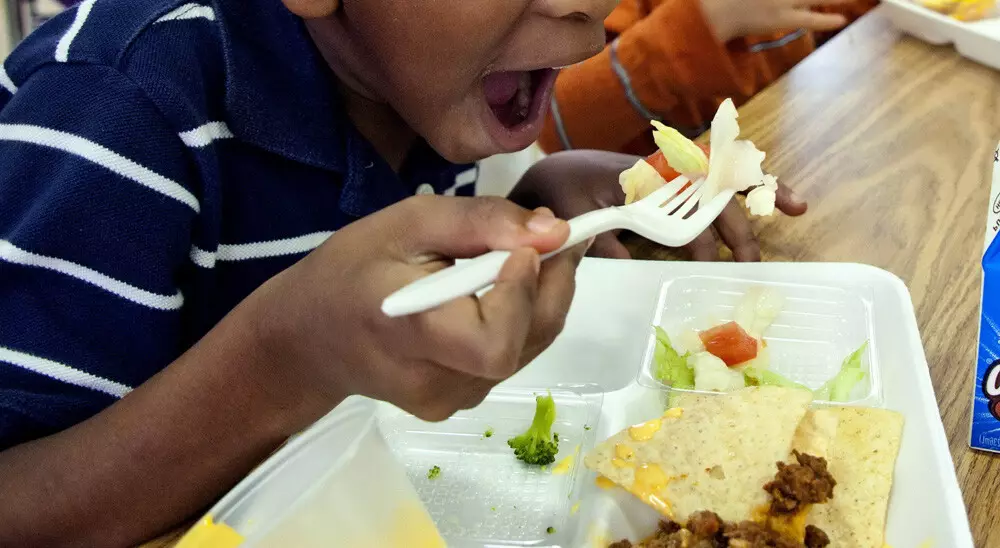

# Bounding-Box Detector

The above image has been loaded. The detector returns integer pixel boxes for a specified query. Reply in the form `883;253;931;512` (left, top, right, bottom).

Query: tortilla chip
807;407;904;548
584;387;813;523
762;409;842;542
791;408;840;459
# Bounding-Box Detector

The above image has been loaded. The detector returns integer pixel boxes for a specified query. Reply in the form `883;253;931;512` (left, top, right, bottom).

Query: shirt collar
214;0;345;172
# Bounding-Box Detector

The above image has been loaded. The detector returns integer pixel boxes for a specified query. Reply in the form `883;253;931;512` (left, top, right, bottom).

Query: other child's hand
699;0;851;42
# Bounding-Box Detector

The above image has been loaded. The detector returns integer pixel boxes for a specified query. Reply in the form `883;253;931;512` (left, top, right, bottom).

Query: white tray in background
882;0;1000;70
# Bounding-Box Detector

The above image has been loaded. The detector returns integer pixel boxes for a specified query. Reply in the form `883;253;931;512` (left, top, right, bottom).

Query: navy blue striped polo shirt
0;0;479;449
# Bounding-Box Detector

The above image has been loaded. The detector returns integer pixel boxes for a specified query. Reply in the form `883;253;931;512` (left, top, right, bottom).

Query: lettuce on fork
619;98;777;216
650;120;709;177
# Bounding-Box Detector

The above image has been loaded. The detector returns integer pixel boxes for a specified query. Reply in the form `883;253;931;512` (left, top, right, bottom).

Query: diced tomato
645;150;681;182
645;144;710;194
699;322;758;367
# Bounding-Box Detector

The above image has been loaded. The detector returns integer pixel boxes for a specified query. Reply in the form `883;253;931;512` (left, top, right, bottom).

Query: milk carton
971;143;1000;452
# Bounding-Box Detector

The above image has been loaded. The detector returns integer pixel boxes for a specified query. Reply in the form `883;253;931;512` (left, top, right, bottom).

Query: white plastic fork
381;176;736;317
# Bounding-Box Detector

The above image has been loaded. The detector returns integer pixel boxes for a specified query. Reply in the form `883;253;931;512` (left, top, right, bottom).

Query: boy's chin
427;126;539;165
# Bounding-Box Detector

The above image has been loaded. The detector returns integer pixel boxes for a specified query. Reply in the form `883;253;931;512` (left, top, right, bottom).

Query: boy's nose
532;0;618;22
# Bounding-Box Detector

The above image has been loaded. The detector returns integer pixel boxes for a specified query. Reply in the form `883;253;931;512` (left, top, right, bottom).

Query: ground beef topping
608;452;836;548
763;451;836;514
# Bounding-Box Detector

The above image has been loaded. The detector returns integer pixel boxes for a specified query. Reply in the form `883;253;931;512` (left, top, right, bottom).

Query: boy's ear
282;0;339;18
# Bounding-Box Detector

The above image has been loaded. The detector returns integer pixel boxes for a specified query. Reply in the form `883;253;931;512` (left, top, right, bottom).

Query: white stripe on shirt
0;345;132;398
55;0;97;63
155;3;216;23
444;165;478;196
0;65;16;95
0;239;184;311
190;231;334;268
179;122;233;148
0;124;200;212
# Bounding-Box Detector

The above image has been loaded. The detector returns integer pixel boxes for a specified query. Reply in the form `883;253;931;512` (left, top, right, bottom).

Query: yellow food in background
919;0;996;21
175;516;244;548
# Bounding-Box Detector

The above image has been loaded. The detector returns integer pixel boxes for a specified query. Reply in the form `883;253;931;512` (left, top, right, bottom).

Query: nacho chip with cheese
583;386;813;523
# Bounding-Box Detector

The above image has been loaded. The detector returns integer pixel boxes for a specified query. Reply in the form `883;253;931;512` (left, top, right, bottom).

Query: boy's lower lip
480;68;558;152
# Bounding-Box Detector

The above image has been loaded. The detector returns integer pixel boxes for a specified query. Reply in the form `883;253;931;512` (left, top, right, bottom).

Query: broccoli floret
484;427;494;438
427;465;441;480
507;392;559;465
546;526;556;534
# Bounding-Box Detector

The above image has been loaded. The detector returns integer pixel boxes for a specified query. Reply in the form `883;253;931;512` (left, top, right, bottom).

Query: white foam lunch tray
191;259;971;548
883;0;1000;70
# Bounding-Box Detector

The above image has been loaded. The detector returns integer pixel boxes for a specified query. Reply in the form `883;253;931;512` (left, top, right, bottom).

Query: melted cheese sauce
614;443;635;460
663;407;684;419
595;475;617;490
627;418;662;441
630;463;673;516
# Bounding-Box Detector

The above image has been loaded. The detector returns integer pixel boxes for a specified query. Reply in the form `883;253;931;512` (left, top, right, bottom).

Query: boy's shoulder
2;0;325;139
4;0;239;132
6;0;223;77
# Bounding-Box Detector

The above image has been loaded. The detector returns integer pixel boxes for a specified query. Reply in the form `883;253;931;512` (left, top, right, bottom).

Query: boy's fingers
686;229;719;261
395;196;569;259
775;183;808;216
473;248;542;379
782;10;847;31
715;200;761;262
522;240;590;364
589;233;632;259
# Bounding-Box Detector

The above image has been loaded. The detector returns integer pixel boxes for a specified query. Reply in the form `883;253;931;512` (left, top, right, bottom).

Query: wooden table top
142;6;1000;547
630;6;1000;546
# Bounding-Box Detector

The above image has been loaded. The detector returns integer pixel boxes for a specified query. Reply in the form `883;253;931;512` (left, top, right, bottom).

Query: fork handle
380;208;625;317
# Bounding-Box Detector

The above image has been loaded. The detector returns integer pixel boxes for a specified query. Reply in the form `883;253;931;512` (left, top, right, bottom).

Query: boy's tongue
483;71;522;106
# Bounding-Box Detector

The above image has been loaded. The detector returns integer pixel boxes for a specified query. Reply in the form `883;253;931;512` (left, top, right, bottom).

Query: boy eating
0;0;801;544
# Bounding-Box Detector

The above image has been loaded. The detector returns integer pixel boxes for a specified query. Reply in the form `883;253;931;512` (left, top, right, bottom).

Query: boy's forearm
0;295;324;548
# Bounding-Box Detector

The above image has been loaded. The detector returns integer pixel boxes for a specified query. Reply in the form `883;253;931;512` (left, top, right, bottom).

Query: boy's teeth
515;72;531;119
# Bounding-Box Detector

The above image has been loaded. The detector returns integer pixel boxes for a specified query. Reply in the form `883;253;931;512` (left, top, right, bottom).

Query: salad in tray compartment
641;279;880;405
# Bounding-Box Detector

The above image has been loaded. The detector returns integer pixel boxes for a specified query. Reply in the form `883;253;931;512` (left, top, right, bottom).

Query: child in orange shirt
539;0;878;156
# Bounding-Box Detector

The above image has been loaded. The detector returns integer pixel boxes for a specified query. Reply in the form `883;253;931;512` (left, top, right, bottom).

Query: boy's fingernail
527;213;562;234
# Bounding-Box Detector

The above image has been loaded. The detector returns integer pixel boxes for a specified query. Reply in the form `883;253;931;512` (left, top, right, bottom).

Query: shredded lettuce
619;159;667;205
814;342;869;402
743;367;809;391
692;352;745;392
650;120;709;177
652;327;695;389
733;287;785;339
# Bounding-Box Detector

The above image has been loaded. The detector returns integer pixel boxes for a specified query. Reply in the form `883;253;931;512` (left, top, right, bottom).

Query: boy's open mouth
482;68;556;130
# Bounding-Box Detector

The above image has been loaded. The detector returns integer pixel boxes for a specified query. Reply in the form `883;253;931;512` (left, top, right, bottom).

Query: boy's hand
253;195;587;423
507;150;807;261
699;0;851;43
